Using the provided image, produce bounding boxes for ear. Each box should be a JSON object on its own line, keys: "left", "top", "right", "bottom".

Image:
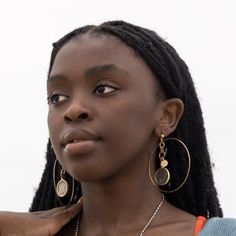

{"left": 155, "top": 98, "right": 184, "bottom": 137}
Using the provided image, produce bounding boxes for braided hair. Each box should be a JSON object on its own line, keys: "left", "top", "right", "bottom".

{"left": 30, "top": 21, "right": 223, "bottom": 218}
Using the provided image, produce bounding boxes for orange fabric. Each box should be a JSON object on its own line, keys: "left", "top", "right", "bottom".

{"left": 193, "top": 216, "right": 207, "bottom": 236}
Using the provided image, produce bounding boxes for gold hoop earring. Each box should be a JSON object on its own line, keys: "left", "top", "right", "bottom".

{"left": 148, "top": 134, "right": 191, "bottom": 193}
{"left": 53, "top": 159, "right": 75, "bottom": 205}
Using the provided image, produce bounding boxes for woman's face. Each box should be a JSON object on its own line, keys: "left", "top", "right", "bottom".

{"left": 47, "top": 34, "right": 164, "bottom": 182}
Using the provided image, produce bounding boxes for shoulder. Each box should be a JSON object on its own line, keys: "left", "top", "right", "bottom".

{"left": 198, "top": 217, "right": 236, "bottom": 235}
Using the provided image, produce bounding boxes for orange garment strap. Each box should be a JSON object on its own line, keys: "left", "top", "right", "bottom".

{"left": 193, "top": 216, "right": 207, "bottom": 236}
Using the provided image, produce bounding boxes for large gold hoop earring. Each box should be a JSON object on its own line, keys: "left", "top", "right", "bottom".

{"left": 53, "top": 158, "right": 75, "bottom": 205}
{"left": 148, "top": 134, "right": 191, "bottom": 193}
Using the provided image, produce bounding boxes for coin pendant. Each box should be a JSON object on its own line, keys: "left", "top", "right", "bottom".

{"left": 56, "top": 179, "right": 68, "bottom": 197}
{"left": 155, "top": 167, "right": 170, "bottom": 186}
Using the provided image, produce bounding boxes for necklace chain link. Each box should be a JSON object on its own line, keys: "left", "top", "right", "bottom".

{"left": 74, "top": 194, "right": 165, "bottom": 236}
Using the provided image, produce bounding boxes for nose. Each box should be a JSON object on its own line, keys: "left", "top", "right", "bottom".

{"left": 63, "top": 97, "right": 92, "bottom": 123}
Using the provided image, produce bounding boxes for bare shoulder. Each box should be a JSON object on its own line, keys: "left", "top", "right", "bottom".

{"left": 148, "top": 201, "right": 198, "bottom": 236}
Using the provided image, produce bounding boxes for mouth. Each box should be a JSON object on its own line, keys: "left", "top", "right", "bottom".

{"left": 64, "top": 139, "right": 99, "bottom": 156}
{"left": 67, "top": 139, "right": 87, "bottom": 144}
{"left": 61, "top": 129, "right": 101, "bottom": 156}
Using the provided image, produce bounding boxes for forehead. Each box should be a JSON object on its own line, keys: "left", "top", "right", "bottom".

{"left": 55, "top": 33, "right": 136, "bottom": 61}
{"left": 50, "top": 34, "right": 156, "bottom": 82}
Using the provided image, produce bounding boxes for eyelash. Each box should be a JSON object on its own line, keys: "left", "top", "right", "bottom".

{"left": 47, "top": 84, "right": 118, "bottom": 105}
{"left": 47, "top": 94, "right": 67, "bottom": 105}
{"left": 93, "top": 84, "right": 117, "bottom": 95}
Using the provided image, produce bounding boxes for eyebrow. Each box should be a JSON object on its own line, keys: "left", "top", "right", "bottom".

{"left": 85, "top": 63, "right": 129, "bottom": 77}
{"left": 47, "top": 63, "right": 129, "bottom": 83}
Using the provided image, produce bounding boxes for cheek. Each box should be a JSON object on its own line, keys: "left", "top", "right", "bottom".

{"left": 47, "top": 110, "right": 64, "bottom": 157}
{"left": 101, "top": 97, "right": 157, "bottom": 163}
{"left": 48, "top": 111, "right": 57, "bottom": 143}
{"left": 112, "top": 96, "right": 156, "bottom": 137}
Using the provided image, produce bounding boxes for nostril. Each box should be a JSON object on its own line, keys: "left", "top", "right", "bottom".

{"left": 78, "top": 112, "right": 88, "bottom": 120}
{"left": 64, "top": 111, "right": 90, "bottom": 123}
{"left": 64, "top": 116, "right": 72, "bottom": 123}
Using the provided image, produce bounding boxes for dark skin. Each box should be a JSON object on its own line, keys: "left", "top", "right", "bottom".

{"left": 48, "top": 33, "right": 197, "bottom": 236}
{"left": 0, "top": 201, "right": 83, "bottom": 236}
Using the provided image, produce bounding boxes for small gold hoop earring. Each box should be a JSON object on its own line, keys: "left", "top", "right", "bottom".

{"left": 148, "top": 134, "right": 191, "bottom": 193}
{"left": 53, "top": 158, "right": 75, "bottom": 205}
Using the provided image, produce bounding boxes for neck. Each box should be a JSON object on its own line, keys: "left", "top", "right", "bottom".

{"left": 80, "top": 169, "right": 164, "bottom": 233}
{"left": 77, "top": 139, "right": 166, "bottom": 234}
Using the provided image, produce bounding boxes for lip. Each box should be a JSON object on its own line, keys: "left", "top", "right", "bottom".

{"left": 61, "top": 128, "right": 101, "bottom": 155}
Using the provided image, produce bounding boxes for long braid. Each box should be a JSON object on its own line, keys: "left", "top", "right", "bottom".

{"left": 30, "top": 139, "right": 56, "bottom": 211}
{"left": 31, "top": 21, "right": 222, "bottom": 218}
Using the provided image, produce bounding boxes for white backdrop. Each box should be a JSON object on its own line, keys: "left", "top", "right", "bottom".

{"left": 0, "top": 0, "right": 235, "bottom": 217}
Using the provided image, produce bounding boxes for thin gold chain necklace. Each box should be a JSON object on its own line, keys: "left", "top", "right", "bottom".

{"left": 74, "top": 194, "right": 165, "bottom": 236}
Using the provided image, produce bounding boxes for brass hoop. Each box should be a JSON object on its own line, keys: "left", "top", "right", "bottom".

{"left": 53, "top": 158, "right": 75, "bottom": 205}
{"left": 148, "top": 137, "right": 191, "bottom": 193}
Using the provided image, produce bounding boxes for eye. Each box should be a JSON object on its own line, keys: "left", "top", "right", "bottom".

{"left": 93, "top": 84, "right": 117, "bottom": 95}
{"left": 47, "top": 94, "right": 68, "bottom": 105}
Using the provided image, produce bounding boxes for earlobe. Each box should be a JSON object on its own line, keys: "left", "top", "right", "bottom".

{"left": 155, "top": 98, "right": 184, "bottom": 137}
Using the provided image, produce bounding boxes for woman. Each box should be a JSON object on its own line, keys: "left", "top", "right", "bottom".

{"left": 1, "top": 21, "right": 235, "bottom": 235}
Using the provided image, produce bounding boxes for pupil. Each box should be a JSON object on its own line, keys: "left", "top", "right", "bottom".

{"left": 54, "top": 96, "right": 59, "bottom": 102}
{"left": 98, "top": 86, "right": 105, "bottom": 93}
